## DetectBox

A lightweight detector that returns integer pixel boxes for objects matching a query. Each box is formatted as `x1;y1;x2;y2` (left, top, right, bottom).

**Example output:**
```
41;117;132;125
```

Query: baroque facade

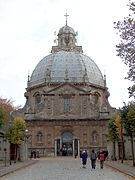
13;20;116;157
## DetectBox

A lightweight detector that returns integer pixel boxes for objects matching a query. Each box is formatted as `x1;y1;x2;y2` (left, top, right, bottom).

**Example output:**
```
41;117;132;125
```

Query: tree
128;85;135;99
5;116;26;162
120;102;135;166
0;109;4;129
108;117;119;160
114;0;135;99
127;103;135;133
114;114;125;163
0;97;15;124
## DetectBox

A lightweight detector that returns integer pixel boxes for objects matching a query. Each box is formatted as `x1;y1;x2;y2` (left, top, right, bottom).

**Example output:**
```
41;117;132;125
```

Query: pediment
43;83;90;95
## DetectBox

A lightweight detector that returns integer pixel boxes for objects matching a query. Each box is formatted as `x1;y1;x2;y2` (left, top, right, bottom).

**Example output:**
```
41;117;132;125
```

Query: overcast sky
0;0;133;108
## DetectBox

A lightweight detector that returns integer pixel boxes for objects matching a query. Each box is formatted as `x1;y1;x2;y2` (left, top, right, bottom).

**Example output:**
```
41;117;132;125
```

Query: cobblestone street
0;158;134;180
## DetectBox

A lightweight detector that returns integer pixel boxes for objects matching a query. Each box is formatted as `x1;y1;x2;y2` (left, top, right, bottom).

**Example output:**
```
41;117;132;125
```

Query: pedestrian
31;151;33;158
80;150;82;158
75;150;78;158
81;150;88;168
36;150;40;158
90;149;97;169
33;150;36;159
99;151;105;169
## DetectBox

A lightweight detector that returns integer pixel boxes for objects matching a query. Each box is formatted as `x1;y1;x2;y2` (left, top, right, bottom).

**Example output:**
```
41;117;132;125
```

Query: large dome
29;51;104;87
28;24;104;88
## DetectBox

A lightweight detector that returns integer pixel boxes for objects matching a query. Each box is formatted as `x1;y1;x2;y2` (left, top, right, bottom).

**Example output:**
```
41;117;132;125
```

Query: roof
29;51;104;87
28;24;104;88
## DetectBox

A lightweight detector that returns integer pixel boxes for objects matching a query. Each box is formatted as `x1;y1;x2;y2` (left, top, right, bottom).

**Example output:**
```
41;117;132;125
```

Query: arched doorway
61;132;73;156
55;134;80;157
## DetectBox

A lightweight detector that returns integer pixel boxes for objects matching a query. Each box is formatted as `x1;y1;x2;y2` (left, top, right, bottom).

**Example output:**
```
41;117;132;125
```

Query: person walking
99;151;105;169
90;149;97;169
81;150;88;168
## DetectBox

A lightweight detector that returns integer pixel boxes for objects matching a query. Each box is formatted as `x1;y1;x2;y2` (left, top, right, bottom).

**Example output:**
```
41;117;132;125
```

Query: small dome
58;25;76;35
29;51;104;88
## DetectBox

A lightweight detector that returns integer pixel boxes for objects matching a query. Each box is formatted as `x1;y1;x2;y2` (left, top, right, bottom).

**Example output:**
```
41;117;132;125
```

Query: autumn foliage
6;116;26;145
0;97;15;128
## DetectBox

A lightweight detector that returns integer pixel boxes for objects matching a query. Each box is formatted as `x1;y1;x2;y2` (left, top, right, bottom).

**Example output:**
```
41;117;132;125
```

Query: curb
0;160;38;178
105;162;135;179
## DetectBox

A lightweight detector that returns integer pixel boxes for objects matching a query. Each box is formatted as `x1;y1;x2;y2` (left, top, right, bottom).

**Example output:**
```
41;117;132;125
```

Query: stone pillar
54;139;57;157
60;138;62;150
72;139;75;157
78;139;80;157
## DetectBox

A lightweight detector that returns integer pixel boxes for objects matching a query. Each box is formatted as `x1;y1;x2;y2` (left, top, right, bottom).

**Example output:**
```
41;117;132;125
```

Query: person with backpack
90;149;97;169
99;151;105;169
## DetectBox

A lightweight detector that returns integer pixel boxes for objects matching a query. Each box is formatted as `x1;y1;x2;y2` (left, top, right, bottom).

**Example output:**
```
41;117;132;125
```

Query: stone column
72;139;75;157
60;138;62;150
54;139;57;157
78;139;80;157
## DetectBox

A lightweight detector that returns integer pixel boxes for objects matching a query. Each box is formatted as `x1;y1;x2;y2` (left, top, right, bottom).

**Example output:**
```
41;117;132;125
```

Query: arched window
62;132;73;143
33;92;41;104
93;94;98;104
35;94;41;104
91;131;99;144
92;91;100;104
36;132;43;143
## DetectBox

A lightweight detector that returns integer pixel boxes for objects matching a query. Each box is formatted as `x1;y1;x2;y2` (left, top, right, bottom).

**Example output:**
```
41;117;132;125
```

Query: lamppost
3;138;7;167
24;129;31;160
4;148;7;167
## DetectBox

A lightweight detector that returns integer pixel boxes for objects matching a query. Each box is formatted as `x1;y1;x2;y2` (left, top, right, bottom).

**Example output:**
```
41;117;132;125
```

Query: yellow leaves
6;116;26;145
16;140;23;145
114;114;123;139
13;116;26;130
108;117;119;142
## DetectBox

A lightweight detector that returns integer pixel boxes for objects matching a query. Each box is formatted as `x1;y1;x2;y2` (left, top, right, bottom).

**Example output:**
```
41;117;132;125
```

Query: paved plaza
0;158;134;180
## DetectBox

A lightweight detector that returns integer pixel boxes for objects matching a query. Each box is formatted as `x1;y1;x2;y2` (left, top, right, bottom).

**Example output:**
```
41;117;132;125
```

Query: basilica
13;18;116;157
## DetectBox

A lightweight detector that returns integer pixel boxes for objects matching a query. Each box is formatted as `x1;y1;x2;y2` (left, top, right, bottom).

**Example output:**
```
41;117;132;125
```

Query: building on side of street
12;19;117;158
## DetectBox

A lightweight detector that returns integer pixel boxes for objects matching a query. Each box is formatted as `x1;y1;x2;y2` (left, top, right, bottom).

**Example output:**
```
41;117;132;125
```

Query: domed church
13;15;116;157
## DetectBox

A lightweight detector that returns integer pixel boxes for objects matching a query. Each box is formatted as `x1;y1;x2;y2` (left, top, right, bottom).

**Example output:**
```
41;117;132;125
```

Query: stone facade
13;21;116;157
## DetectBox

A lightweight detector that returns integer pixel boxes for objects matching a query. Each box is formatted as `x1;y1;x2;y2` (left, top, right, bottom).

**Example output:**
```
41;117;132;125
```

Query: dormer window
35;94;41;104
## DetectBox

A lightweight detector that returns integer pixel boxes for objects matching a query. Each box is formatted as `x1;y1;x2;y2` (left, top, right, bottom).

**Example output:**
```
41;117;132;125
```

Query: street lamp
3;138;7;167
4;148;7;167
24;129;31;160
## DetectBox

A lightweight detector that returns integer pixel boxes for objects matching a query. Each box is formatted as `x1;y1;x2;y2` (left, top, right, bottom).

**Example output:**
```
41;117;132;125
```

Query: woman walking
99;151;105;169
81;150;88;168
90;149;97;169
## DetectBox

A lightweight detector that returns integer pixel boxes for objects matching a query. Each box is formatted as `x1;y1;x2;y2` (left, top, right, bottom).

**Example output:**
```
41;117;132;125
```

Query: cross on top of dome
51;14;83;53
64;11;69;26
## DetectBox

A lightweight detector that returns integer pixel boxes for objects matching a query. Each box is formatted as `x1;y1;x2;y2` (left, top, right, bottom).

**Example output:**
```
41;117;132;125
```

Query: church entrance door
61;132;73;156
